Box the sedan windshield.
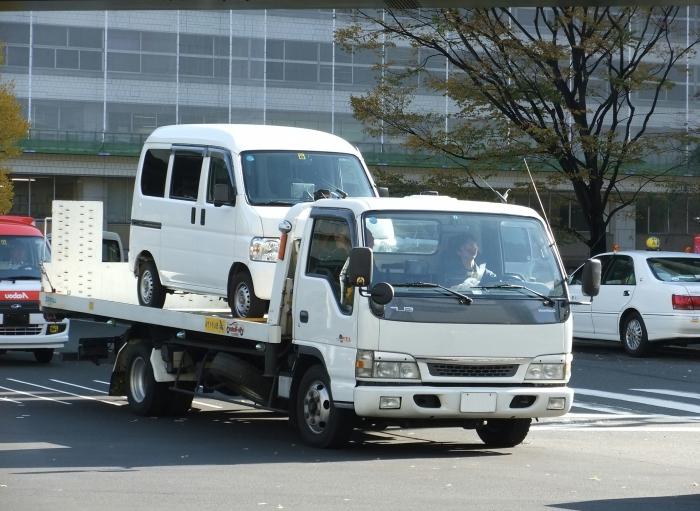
[364,211,565,299]
[241,151,375,205]
[648,257,700,282]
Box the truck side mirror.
[347,247,373,287]
[378,187,389,197]
[213,184,235,206]
[581,258,601,297]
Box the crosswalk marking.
[630,388,700,400]
[0,384,72,405]
[50,379,109,394]
[573,387,700,414]
[6,378,120,406]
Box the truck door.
[293,213,358,397]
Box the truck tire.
[295,365,353,448]
[137,259,166,308]
[229,270,268,318]
[621,312,652,357]
[33,349,54,364]
[476,418,531,448]
[126,342,173,416]
[208,352,271,404]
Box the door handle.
[623,290,630,296]
[190,207,196,224]
[200,209,206,226]
[300,310,309,323]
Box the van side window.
[206,152,234,203]
[141,149,169,197]
[170,151,204,201]
[306,218,352,312]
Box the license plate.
[460,392,497,413]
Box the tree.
[338,7,700,256]
[0,42,28,214]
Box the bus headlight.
[249,237,279,262]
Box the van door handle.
[300,310,309,323]
[190,207,196,224]
[623,290,630,296]
[200,209,206,226]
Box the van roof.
[145,124,361,155]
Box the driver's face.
[458,241,478,261]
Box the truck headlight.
[525,363,565,380]
[356,350,420,380]
[249,237,279,262]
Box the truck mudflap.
[353,385,574,419]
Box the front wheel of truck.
[476,418,531,448]
[295,365,353,449]
[33,349,54,364]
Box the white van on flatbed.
[129,124,384,318]
[42,199,599,448]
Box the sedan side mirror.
[582,258,601,297]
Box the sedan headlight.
[249,237,279,262]
[525,362,566,381]
[356,350,420,380]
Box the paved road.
[1,344,698,511]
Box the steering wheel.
[501,272,526,283]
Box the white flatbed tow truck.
[41,199,599,448]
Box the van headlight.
[249,237,279,262]
[356,350,420,380]
[525,362,566,381]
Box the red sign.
[694,235,700,254]
[0,290,40,301]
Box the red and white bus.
[0,216,68,363]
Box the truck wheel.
[137,259,166,308]
[295,365,353,448]
[476,418,531,448]
[33,349,54,364]
[621,312,652,357]
[126,342,168,416]
[229,270,268,318]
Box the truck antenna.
[476,175,510,204]
[523,158,554,239]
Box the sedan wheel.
[621,312,652,357]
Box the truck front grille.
[0,326,43,335]
[427,363,518,378]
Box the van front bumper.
[353,384,573,419]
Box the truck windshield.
[241,151,375,205]
[0,235,48,280]
[364,211,565,300]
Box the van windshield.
[241,151,375,205]
[0,235,48,280]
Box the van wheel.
[229,270,267,318]
[476,418,531,447]
[138,259,166,308]
[295,365,353,448]
[621,312,652,357]
[33,349,54,364]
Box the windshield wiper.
[0,275,39,281]
[392,281,473,305]
[477,283,555,306]
[257,200,297,206]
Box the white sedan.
[568,250,700,356]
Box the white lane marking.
[0,442,69,451]
[192,400,223,409]
[50,379,108,394]
[1,396,23,404]
[93,380,110,385]
[631,388,700,400]
[6,378,120,406]
[0,384,71,405]
[534,425,700,432]
[573,388,700,414]
[572,402,633,414]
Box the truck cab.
[0,216,68,363]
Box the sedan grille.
[427,363,519,378]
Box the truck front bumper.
[0,318,69,350]
[353,384,574,419]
